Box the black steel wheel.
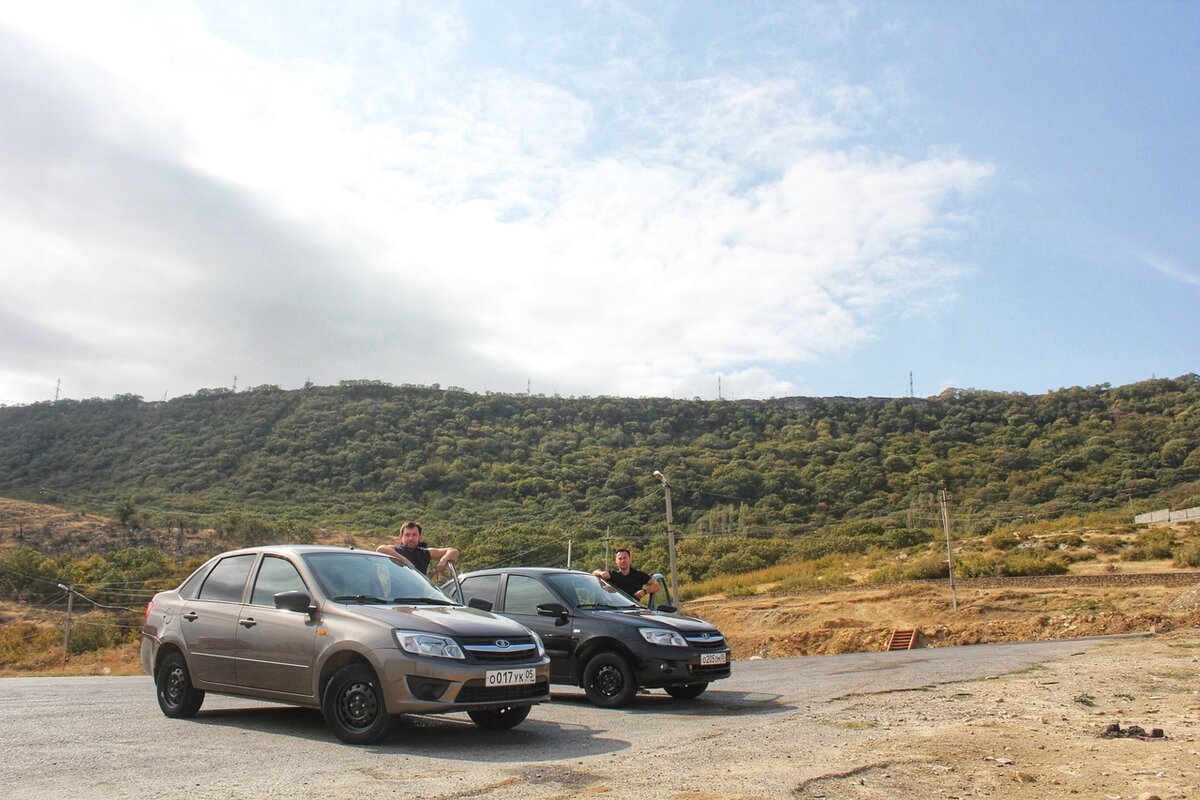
[467,704,532,730]
[156,651,205,718]
[322,664,392,744]
[582,652,637,708]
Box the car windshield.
[546,572,642,609]
[304,552,454,605]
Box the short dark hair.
[615,547,631,556]
[401,521,422,534]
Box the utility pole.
[57,583,74,660]
[653,470,680,604]
[939,485,958,612]
[566,538,572,569]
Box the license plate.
[700,652,727,665]
[485,667,536,687]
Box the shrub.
[986,531,1020,550]
[1174,541,1200,568]
[1124,529,1176,561]
[1089,535,1124,554]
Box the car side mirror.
[274,590,315,613]
[467,597,493,612]
[655,604,677,614]
[537,602,570,624]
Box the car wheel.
[322,664,392,745]
[467,704,532,730]
[583,652,637,708]
[664,682,709,700]
[156,651,205,718]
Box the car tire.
[322,664,392,745]
[664,682,709,700]
[156,651,205,718]
[467,704,532,730]
[583,652,637,708]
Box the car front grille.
[460,635,540,664]
[456,678,550,704]
[685,631,725,649]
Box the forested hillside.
[1,376,1198,579]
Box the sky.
[1,1,1196,406]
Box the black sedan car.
[443,568,731,707]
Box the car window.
[250,555,308,606]
[304,552,449,603]
[502,575,557,615]
[458,574,499,608]
[177,562,213,600]
[197,554,256,603]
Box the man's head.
[615,547,632,571]
[398,521,422,548]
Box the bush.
[986,531,1020,550]
[1124,529,1176,561]
[956,552,1069,578]
[1174,540,1200,568]
[1089,535,1124,554]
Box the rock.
[1014,772,1036,783]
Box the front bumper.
[376,652,552,715]
[634,647,733,688]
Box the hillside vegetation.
[1,376,1199,584]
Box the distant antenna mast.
[54,379,61,402]
[909,371,914,398]
[232,374,237,392]
[718,376,722,400]
[527,379,531,395]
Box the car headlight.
[393,630,465,659]
[530,630,546,658]
[639,627,687,647]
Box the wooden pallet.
[885,628,918,651]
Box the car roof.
[459,566,588,578]
[214,545,384,558]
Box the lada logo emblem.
[700,633,710,640]
[495,639,511,648]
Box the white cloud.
[0,2,994,403]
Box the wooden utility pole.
[939,486,958,612]
[60,583,74,660]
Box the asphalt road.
[0,637,1122,799]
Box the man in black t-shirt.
[377,521,459,577]
[593,547,660,601]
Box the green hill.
[1,376,1198,581]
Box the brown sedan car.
[141,545,550,743]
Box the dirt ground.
[786,628,1200,800]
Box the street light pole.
[653,470,679,604]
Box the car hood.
[344,603,535,638]
[585,607,721,633]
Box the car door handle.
[239,618,256,628]
[182,612,198,621]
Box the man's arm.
[644,574,661,595]
[592,568,611,579]
[427,546,459,572]
[376,544,415,568]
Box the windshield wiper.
[332,595,390,604]
[390,596,455,605]
[577,602,629,610]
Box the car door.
[457,574,501,611]
[179,553,256,686]
[499,574,576,681]
[234,554,319,696]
